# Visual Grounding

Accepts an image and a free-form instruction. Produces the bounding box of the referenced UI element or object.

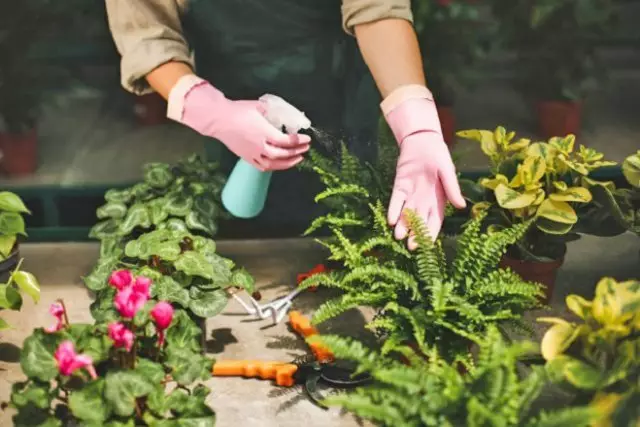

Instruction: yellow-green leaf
[549,187,592,203]
[536,199,577,224]
[566,295,592,319]
[0,192,30,214]
[0,234,16,258]
[622,152,640,188]
[535,217,575,235]
[494,184,537,209]
[532,189,546,206]
[11,271,40,304]
[541,322,581,360]
[558,156,589,176]
[563,359,603,390]
[494,126,507,146]
[456,129,498,156]
[507,137,530,152]
[527,142,558,169]
[471,202,491,218]
[537,317,570,326]
[553,181,568,192]
[549,134,575,154]
[592,277,623,325]
[520,155,547,185]
[480,174,508,190]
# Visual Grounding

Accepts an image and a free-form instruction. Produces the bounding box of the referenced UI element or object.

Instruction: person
[104,0,466,249]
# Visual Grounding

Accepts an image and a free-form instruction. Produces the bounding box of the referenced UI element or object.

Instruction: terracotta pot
[133,93,168,126]
[499,255,564,304]
[437,106,456,148]
[536,101,582,139]
[0,129,38,177]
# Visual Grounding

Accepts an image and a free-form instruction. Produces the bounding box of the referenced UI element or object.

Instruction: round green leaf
[148,198,170,225]
[20,331,60,382]
[135,358,166,384]
[152,276,190,307]
[69,378,110,422]
[12,270,40,303]
[230,268,256,293]
[104,371,155,417]
[83,257,119,292]
[165,310,202,352]
[119,203,152,235]
[185,211,217,235]
[563,359,604,390]
[0,234,17,258]
[165,193,193,217]
[0,284,22,310]
[165,351,214,386]
[175,252,215,279]
[11,381,52,410]
[96,202,128,220]
[188,288,228,318]
[164,218,189,232]
[0,191,30,213]
[144,163,174,188]
[104,188,134,204]
[89,219,120,240]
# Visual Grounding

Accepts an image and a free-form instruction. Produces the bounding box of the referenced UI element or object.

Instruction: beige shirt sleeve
[341,0,413,35]
[105,0,193,95]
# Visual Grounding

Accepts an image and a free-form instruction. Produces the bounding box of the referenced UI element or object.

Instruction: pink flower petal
[150,301,174,331]
[109,270,133,290]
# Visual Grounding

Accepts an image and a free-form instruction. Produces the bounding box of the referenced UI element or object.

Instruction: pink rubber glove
[167,75,311,172]
[382,85,466,248]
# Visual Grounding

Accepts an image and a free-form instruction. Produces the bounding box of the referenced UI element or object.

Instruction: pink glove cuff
[381,84,443,145]
[167,74,224,122]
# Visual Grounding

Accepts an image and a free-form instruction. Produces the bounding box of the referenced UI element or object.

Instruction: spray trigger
[259,94,312,134]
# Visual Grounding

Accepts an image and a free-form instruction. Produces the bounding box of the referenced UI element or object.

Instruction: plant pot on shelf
[536,100,582,139]
[0,129,38,177]
[133,93,168,126]
[499,255,564,304]
[0,245,20,283]
[437,105,456,148]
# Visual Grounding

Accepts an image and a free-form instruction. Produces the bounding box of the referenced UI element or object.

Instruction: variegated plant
[458,126,616,261]
[538,277,640,427]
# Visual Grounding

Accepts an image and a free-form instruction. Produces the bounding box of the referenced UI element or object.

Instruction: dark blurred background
[0,0,638,240]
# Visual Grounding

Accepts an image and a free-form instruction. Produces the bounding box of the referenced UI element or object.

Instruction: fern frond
[526,407,596,427]
[303,212,365,236]
[322,392,406,427]
[312,292,390,325]
[403,209,446,283]
[341,265,420,300]
[314,183,369,204]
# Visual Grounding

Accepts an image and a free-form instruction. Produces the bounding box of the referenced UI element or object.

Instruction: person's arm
[353,19,425,98]
[105,0,195,98]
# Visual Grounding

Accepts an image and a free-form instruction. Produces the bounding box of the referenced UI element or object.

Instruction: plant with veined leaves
[86,229,255,329]
[0,259,40,330]
[7,271,216,427]
[538,277,640,427]
[89,154,228,255]
[0,191,30,262]
[457,126,616,262]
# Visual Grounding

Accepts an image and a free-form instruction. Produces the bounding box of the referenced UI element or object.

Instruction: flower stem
[57,299,70,327]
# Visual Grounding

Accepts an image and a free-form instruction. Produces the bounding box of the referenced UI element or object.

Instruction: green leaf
[0,191,30,213]
[12,270,40,303]
[104,371,155,416]
[230,268,256,293]
[164,218,189,232]
[83,256,119,292]
[104,188,134,204]
[185,211,217,235]
[152,276,190,308]
[135,358,166,384]
[148,198,170,225]
[165,350,214,386]
[0,284,22,310]
[0,212,26,236]
[189,288,228,318]
[165,310,202,353]
[563,359,604,390]
[96,202,128,220]
[11,381,52,410]
[20,330,61,382]
[69,378,110,422]
[165,193,193,217]
[119,203,152,235]
[144,162,174,188]
[89,288,119,323]
[77,333,113,364]
[0,318,10,329]
[0,234,17,257]
[175,252,215,280]
[89,219,120,240]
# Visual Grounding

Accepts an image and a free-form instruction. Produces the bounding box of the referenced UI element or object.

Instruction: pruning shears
[212,311,371,408]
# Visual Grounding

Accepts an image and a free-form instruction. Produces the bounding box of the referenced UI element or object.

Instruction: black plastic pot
[0,246,19,283]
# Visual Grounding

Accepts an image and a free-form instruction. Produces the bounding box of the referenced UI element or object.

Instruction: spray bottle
[221,94,312,219]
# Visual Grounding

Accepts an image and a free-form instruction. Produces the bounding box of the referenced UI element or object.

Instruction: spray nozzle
[259,94,312,134]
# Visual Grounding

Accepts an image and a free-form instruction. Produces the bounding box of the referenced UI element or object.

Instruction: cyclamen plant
[9,270,216,426]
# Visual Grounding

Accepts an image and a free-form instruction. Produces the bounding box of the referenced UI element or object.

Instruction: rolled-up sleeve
[105,0,194,94]
[341,0,413,35]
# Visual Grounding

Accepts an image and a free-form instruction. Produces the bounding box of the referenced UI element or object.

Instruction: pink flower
[132,276,151,298]
[109,269,133,290]
[44,302,65,333]
[113,286,149,319]
[107,322,134,352]
[151,301,174,347]
[54,340,97,379]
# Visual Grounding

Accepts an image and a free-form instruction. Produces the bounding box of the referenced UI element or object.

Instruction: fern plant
[308,326,596,427]
[299,205,544,363]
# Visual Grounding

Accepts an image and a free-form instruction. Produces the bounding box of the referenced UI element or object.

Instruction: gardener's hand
[382,85,466,249]
[167,75,310,171]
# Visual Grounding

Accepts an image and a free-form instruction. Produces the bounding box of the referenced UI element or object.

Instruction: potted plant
[457,126,616,302]
[0,191,31,281]
[307,326,596,426]
[0,0,72,176]
[299,198,543,364]
[539,277,640,426]
[490,0,617,138]
[412,0,499,146]
[0,260,41,330]
[7,284,216,426]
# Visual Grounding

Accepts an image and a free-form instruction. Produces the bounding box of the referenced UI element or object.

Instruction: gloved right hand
[167,75,311,171]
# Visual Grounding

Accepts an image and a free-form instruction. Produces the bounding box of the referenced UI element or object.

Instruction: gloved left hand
[382,85,466,249]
